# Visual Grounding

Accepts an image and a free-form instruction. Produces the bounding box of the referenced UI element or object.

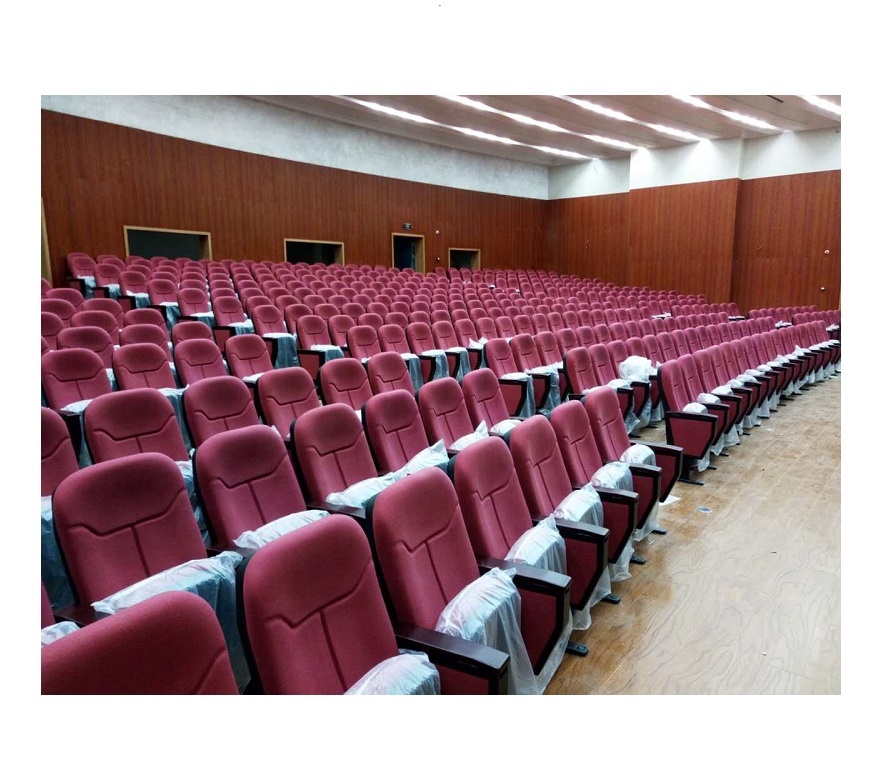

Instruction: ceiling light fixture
[799,95,841,116]
[346,98,439,125]
[671,95,777,131]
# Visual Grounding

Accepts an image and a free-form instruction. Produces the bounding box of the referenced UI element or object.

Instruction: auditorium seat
[41,312,64,350]
[256,366,321,442]
[460,367,523,438]
[123,307,167,330]
[363,390,436,472]
[84,388,189,463]
[173,338,228,386]
[46,287,84,310]
[41,348,112,411]
[346,325,383,361]
[319,357,373,411]
[57,325,114,368]
[42,298,77,328]
[118,323,172,357]
[417,377,482,452]
[366,350,416,395]
[42,591,239,695]
[183,375,260,446]
[225,333,274,380]
[41,407,78,497]
[112,342,177,390]
[171,320,214,347]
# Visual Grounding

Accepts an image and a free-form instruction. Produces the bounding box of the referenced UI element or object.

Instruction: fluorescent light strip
[562,95,701,142]
[341,97,589,159]
[800,95,841,116]
[671,95,777,130]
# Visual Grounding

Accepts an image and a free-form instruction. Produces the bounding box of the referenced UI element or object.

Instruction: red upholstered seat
[41,348,112,410]
[366,351,415,394]
[461,367,514,430]
[319,357,373,410]
[42,298,77,328]
[41,591,238,695]
[183,375,260,446]
[123,307,167,330]
[347,325,382,361]
[41,312,64,350]
[225,333,273,379]
[57,326,114,368]
[41,407,78,497]
[172,320,214,346]
[113,342,177,390]
[84,388,188,463]
[173,338,227,385]
[195,424,307,548]
[417,377,476,450]
[363,390,431,471]
[119,323,172,357]
[256,366,321,440]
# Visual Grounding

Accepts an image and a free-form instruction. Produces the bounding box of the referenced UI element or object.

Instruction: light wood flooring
[546,375,841,695]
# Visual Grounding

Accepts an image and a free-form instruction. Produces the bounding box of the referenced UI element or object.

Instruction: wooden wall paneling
[732,171,841,313]
[626,179,739,301]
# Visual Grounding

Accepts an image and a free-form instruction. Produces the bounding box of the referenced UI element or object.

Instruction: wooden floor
[546,374,841,695]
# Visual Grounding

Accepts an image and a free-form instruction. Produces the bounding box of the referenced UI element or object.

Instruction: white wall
[740,127,841,179]
[40,95,550,200]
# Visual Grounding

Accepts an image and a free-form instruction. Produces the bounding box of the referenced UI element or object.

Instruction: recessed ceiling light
[672,95,777,130]
[800,95,841,116]
[346,98,438,125]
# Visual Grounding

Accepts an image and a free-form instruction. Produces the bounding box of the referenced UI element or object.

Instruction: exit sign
[402,223,413,230]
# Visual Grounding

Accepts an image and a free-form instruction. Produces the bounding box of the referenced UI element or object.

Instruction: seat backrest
[474,317,497,341]
[251,304,286,336]
[67,253,96,278]
[212,295,246,326]
[171,320,214,347]
[452,436,535,561]
[123,307,167,329]
[84,388,189,463]
[177,288,210,315]
[534,330,562,366]
[46,287,84,309]
[366,351,414,394]
[684,327,701,353]
[406,321,437,355]
[42,298,76,327]
[513,314,534,336]
[183,375,260,446]
[41,591,238,695]
[147,278,178,304]
[378,323,411,355]
[295,314,331,347]
[293,403,379,501]
[372,467,481,630]
[549,399,606,487]
[112,342,177,390]
[57,325,114,367]
[660,359,693,411]
[483,337,519,378]
[347,325,382,360]
[583,386,631,462]
[530,313,549,334]
[563,345,598,393]
[589,343,619,383]
[53,453,206,604]
[460,367,510,429]
[225,333,273,379]
[363,390,430,471]
[41,312,64,350]
[431,320,460,350]
[256,366,321,439]
[508,415,574,517]
[592,324,611,345]
[509,333,542,371]
[671,329,691,357]
[606,339,630,375]
[417,377,475,447]
[173,338,227,385]
[328,314,355,348]
[243,515,399,694]
[118,323,172,357]
[41,407,78,496]
[319,357,373,410]
[41,348,112,410]
[195,424,307,547]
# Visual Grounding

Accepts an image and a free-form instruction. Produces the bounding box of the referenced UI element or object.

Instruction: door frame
[447,247,481,271]
[391,232,425,273]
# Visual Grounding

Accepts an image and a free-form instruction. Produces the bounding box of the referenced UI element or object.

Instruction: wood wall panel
[626,179,739,302]
[732,171,841,312]
[546,193,629,285]
[41,111,547,285]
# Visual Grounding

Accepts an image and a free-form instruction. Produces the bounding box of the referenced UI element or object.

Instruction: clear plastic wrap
[344,651,441,695]
[552,485,603,527]
[41,621,79,647]
[402,356,424,391]
[60,398,95,467]
[158,387,192,452]
[619,356,654,383]
[421,351,450,381]
[620,444,655,466]
[435,567,539,695]
[91,551,249,690]
[233,510,329,550]
[325,470,405,509]
[591,460,633,492]
[445,348,471,382]
[504,516,567,575]
[448,421,489,452]
[395,440,449,477]
[490,418,522,437]
[175,459,210,546]
[259,332,297,368]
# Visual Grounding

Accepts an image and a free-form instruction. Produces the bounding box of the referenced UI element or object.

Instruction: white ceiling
[247,95,841,167]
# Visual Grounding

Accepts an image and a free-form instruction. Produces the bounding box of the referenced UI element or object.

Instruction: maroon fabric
[58,326,114,367]
[42,298,76,327]
[373,468,481,630]
[42,591,238,695]
[244,515,399,694]
[378,323,411,355]
[71,310,119,343]
[195,425,306,546]
[46,287,84,309]
[417,377,475,448]
[118,324,171,357]
[510,333,543,371]
[549,400,606,487]
[184,375,260,446]
[257,366,321,439]
[453,437,534,560]
[252,304,287,335]
[293,403,378,501]
[583,386,631,463]
[347,325,382,360]
[123,307,167,329]
[147,279,178,304]
[296,315,332,347]
[212,295,246,326]
[41,348,112,410]
[364,391,430,471]
[366,351,414,394]
[177,288,210,315]
[41,407,79,497]
[171,321,213,346]
[564,345,599,393]
[53,454,207,604]
[225,334,273,379]
[173,338,227,386]
[461,368,511,429]
[319,358,373,410]
[113,343,177,390]
[509,416,574,517]
[483,338,519,378]
[328,315,355,348]
[41,312,64,350]
[85,388,188,463]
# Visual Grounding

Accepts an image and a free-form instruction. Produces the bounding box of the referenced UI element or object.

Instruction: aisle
[546,375,841,694]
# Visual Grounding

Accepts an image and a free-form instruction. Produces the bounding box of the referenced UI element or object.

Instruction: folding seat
[582,345,636,422]
[366,350,419,395]
[324,314,354,352]
[677,354,733,447]
[121,307,164,333]
[562,310,579,330]
[67,253,96,284]
[256,366,321,442]
[41,407,78,497]
[657,360,721,482]
[362,389,442,474]
[183,375,260,446]
[41,348,112,411]
[46,287,85,310]
[192,424,315,549]
[509,333,560,412]
[417,377,489,452]
[209,294,248,348]
[71,309,120,346]
[173,338,227,386]
[41,312,64,350]
[482,337,537,417]
[42,298,77,328]
[346,324,382,362]
[51,453,248,687]
[57,325,114,368]
[42,591,239,695]
[605,339,651,427]
[573,325,594,349]
[179,278,206,292]
[84,388,189,463]
[460,367,523,438]
[555,327,579,357]
[546,312,566,334]
[469,316,495,343]
[319,357,373,412]
[372,466,571,694]
[225,333,274,381]
[528,313,548,334]
[147,277,178,306]
[294,314,342,380]
[510,314,533,337]
[112,343,177,390]
[357,312,384,331]
[92,262,122,297]
[171,320,215,351]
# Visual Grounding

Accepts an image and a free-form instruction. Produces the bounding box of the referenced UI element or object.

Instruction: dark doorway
[125,227,211,260]
[391,233,425,272]
[449,248,481,271]
[285,239,344,265]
